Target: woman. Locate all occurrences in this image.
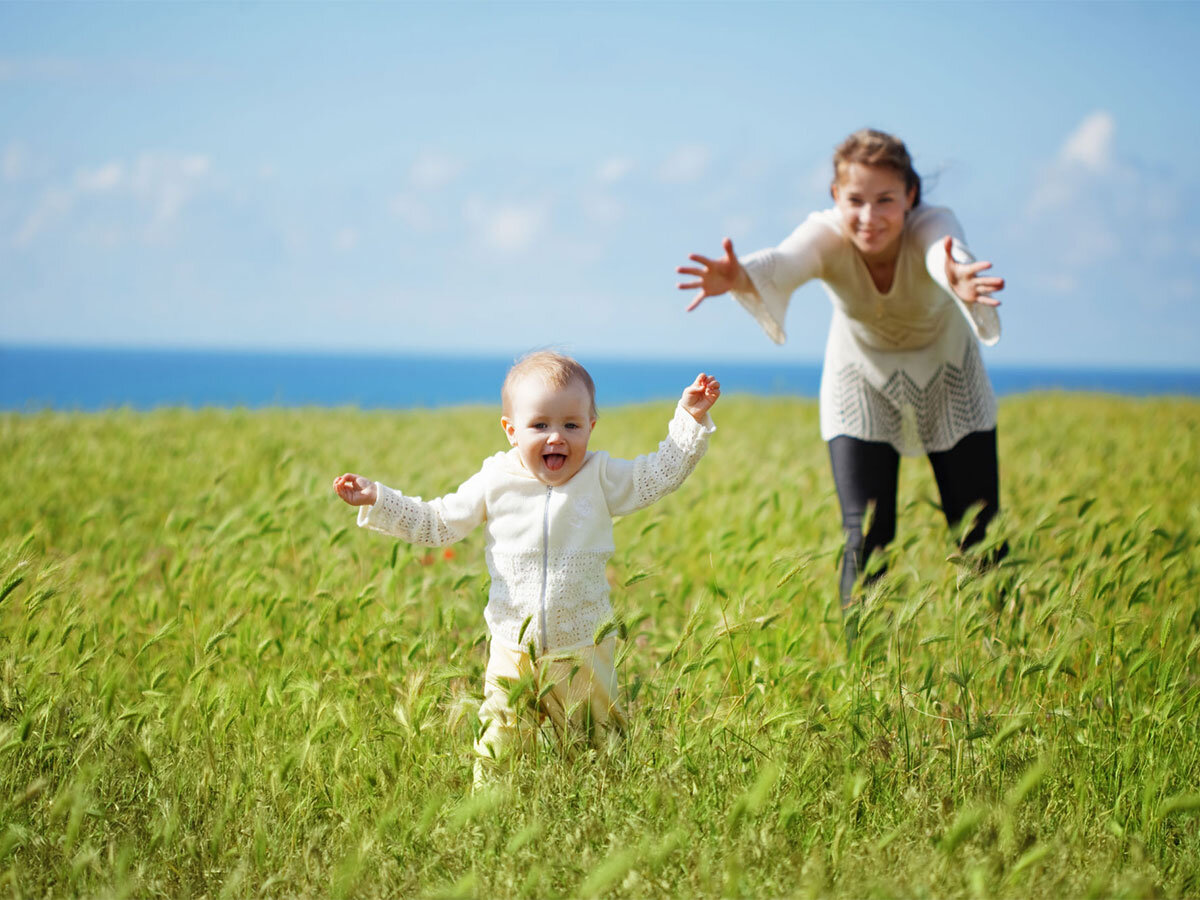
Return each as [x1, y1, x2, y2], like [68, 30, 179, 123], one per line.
[678, 128, 1006, 639]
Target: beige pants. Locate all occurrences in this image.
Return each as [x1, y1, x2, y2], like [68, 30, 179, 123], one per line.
[474, 638, 627, 768]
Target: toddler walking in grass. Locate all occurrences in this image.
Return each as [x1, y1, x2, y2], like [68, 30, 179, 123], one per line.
[334, 351, 719, 780]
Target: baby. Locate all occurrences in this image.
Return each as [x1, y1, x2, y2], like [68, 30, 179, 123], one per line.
[333, 351, 719, 777]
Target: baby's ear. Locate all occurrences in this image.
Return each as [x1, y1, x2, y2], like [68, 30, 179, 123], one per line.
[500, 416, 518, 446]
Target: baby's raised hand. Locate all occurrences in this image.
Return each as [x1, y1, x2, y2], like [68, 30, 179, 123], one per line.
[681, 373, 721, 423]
[333, 473, 378, 506]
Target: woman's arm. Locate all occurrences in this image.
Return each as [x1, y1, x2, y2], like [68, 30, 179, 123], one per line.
[677, 238, 755, 311]
[916, 207, 1003, 346]
[678, 213, 837, 344]
[940, 235, 1004, 308]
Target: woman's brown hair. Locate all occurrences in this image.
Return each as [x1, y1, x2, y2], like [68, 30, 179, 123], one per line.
[832, 129, 922, 207]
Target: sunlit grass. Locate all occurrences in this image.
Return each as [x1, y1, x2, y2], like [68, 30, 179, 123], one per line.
[1, 394, 1198, 898]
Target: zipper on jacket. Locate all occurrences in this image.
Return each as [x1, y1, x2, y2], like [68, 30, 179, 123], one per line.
[539, 485, 552, 652]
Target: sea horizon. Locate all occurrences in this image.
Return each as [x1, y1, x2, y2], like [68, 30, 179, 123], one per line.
[2, 343, 1199, 412]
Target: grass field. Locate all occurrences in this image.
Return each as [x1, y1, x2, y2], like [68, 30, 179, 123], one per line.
[1, 394, 1198, 898]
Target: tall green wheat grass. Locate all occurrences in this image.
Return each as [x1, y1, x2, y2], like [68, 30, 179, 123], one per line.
[1, 395, 1197, 897]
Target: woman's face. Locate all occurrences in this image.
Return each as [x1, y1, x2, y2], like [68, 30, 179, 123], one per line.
[832, 162, 916, 264]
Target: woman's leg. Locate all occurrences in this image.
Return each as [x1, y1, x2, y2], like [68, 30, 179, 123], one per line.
[828, 436, 901, 610]
[926, 429, 1006, 558]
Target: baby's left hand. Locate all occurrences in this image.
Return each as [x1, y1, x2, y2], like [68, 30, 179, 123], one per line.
[681, 373, 721, 422]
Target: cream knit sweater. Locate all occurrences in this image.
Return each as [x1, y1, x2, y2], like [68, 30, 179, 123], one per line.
[733, 205, 1001, 455]
[357, 404, 715, 652]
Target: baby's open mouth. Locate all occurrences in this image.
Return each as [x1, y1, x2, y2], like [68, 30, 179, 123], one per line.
[543, 453, 567, 471]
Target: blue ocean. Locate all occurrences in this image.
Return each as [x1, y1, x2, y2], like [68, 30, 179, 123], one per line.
[2, 345, 1198, 412]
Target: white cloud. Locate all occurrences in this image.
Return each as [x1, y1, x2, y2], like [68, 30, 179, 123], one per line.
[721, 214, 755, 239]
[391, 193, 436, 232]
[596, 157, 633, 184]
[76, 162, 123, 192]
[1029, 110, 1118, 215]
[3, 142, 30, 181]
[1059, 111, 1115, 173]
[12, 150, 212, 247]
[14, 187, 73, 247]
[1049, 274, 1078, 295]
[0, 56, 81, 82]
[580, 192, 624, 226]
[409, 152, 462, 191]
[128, 153, 212, 238]
[658, 145, 710, 184]
[1166, 277, 1195, 299]
[177, 155, 210, 178]
[334, 227, 358, 252]
[464, 197, 548, 252]
[1020, 111, 1200, 311]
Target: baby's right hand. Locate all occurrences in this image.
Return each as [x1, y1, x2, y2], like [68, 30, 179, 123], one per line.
[333, 473, 378, 506]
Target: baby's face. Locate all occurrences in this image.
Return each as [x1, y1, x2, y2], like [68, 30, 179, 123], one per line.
[501, 376, 596, 486]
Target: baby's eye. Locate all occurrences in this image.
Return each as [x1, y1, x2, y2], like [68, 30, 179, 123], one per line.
[565, 422, 578, 429]
[533, 423, 547, 430]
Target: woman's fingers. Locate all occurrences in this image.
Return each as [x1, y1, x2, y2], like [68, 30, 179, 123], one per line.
[686, 293, 707, 312]
[678, 280, 702, 291]
[688, 253, 716, 267]
[676, 266, 705, 277]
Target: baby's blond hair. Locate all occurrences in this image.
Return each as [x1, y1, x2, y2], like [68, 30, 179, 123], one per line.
[502, 351, 597, 419]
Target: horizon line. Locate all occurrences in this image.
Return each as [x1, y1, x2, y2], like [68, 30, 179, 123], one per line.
[1, 341, 1198, 375]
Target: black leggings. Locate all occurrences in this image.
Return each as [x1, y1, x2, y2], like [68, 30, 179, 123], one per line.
[828, 429, 1003, 607]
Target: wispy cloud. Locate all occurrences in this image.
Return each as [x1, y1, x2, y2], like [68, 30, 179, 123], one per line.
[390, 193, 437, 233]
[1058, 111, 1115, 173]
[3, 141, 31, 182]
[409, 151, 462, 191]
[464, 197, 548, 252]
[13, 151, 212, 247]
[0, 55, 225, 84]
[15, 187, 73, 248]
[1021, 110, 1200, 305]
[580, 192, 624, 226]
[333, 227, 358, 252]
[658, 145, 710, 184]
[596, 156, 634, 184]
[76, 162, 123, 192]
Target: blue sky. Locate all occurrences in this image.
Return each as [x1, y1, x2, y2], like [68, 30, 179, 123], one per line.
[2, 1, 1198, 368]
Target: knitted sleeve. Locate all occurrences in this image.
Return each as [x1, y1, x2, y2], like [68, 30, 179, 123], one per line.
[730, 211, 838, 344]
[355, 466, 487, 547]
[915, 206, 1001, 346]
[600, 404, 716, 517]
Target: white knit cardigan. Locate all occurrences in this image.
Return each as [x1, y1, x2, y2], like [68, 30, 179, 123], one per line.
[733, 205, 1001, 455]
[356, 404, 715, 653]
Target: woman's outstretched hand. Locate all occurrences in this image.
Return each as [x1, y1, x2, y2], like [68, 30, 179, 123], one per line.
[680, 373, 721, 422]
[943, 235, 1003, 307]
[333, 473, 378, 506]
[677, 238, 753, 311]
